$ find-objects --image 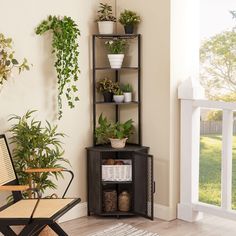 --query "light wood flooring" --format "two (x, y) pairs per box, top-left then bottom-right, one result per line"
(60, 215), (236, 236)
